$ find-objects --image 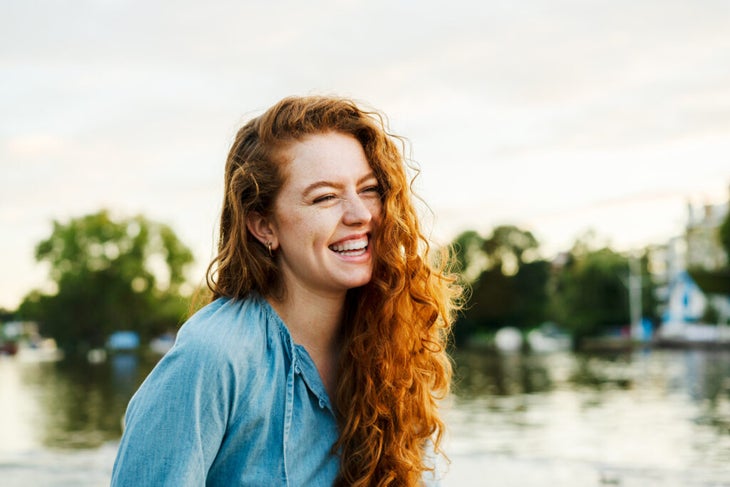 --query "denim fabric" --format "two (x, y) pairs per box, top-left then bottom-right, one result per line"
(111, 294), (340, 486)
